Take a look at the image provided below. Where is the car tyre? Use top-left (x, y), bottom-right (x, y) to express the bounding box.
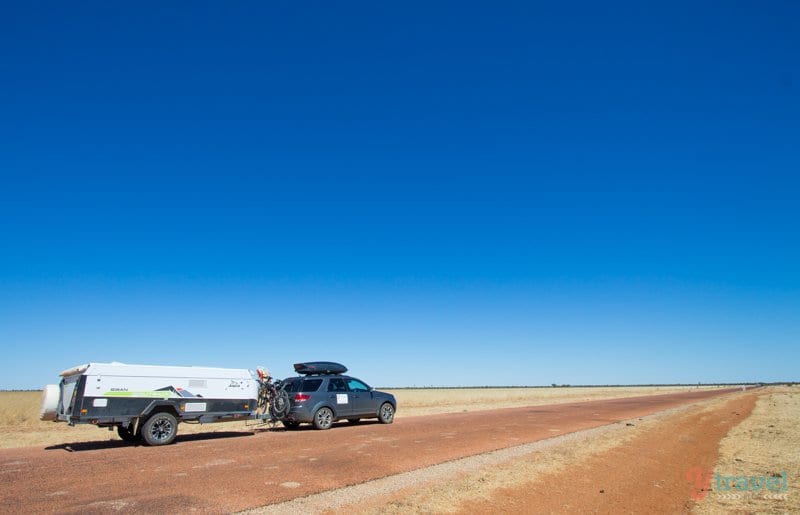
top-left (141, 412), bottom-right (178, 446)
top-left (378, 403), bottom-right (394, 424)
top-left (312, 407), bottom-right (334, 430)
top-left (117, 424), bottom-right (140, 443)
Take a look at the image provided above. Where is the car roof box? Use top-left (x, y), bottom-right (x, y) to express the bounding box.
top-left (293, 361), bottom-right (347, 375)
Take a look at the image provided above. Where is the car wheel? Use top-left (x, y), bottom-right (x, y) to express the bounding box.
top-left (378, 403), bottom-right (394, 424)
top-left (347, 418), bottom-right (360, 424)
top-left (312, 407), bottom-right (334, 430)
top-left (141, 412), bottom-right (178, 446)
top-left (117, 424), bottom-right (140, 443)
top-left (282, 420), bottom-right (300, 430)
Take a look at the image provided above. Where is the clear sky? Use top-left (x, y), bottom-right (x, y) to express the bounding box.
top-left (1, 2), bottom-right (798, 389)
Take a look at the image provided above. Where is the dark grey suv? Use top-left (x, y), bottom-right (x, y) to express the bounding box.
top-left (280, 362), bottom-right (397, 430)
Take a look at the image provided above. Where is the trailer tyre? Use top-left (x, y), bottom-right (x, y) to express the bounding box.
top-left (142, 412), bottom-right (178, 446)
top-left (117, 425), bottom-right (140, 443)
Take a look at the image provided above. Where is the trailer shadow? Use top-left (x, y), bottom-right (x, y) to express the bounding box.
top-left (45, 440), bottom-right (132, 452)
top-left (44, 431), bottom-right (254, 452)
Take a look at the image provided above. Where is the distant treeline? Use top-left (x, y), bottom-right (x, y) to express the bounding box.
top-left (2, 382), bottom-right (798, 392)
top-left (381, 382), bottom-right (798, 389)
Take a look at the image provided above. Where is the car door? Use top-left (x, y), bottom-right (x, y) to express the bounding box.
top-left (345, 378), bottom-right (374, 416)
top-left (326, 377), bottom-right (352, 417)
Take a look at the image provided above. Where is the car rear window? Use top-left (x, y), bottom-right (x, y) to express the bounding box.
top-left (282, 380), bottom-right (299, 393)
top-left (301, 379), bottom-right (323, 392)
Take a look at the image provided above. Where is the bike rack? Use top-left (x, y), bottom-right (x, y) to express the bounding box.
top-left (245, 412), bottom-right (278, 427)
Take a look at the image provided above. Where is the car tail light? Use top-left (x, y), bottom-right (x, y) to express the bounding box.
top-left (294, 393), bottom-right (311, 402)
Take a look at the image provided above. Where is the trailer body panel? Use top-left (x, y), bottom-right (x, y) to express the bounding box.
top-left (48, 362), bottom-right (259, 427)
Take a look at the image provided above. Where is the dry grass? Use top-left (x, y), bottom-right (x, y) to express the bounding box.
top-left (0, 391), bottom-right (36, 426)
top-left (0, 385), bottom-right (725, 450)
top-left (694, 387), bottom-right (800, 514)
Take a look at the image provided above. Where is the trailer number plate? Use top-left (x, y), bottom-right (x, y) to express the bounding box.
top-left (92, 398), bottom-right (108, 407)
top-left (184, 402), bottom-right (207, 412)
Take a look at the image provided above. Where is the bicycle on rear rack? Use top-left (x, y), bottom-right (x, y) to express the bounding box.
top-left (256, 371), bottom-right (291, 421)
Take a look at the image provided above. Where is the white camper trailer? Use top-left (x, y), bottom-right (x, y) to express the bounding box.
top-left (40, 362), bottom-right (262, 445)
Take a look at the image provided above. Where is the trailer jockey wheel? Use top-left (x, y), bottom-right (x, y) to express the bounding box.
top-left (117, 424), bottom-right (140, 443)
top-left (142, 412), bottom-right (178, 446)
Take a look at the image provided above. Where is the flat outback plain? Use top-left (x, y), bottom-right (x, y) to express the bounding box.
top-left (0, 385), bottom-right (721, 448)
top-left (0, 385), bottom-right (797, 513)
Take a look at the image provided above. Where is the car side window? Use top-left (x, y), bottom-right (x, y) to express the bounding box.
top-left (327, 378), bottom-right (347, 392)
top-left (347, 379), bottom-right (370, 392)
top-left (301, 379), bottom-right (323, 392)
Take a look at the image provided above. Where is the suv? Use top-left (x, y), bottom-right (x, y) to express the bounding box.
top-left (280, 363), bottom-right (396, 430)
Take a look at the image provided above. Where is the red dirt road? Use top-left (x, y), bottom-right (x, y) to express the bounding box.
top-left (0, 389), bottom-right (740, 513)
top-left (456, 392), bottom-right (758, 514)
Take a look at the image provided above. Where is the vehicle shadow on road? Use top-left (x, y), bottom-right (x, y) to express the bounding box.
top-left (255, 419), bottom-right (383, 433)
top-left (44, 431), bottom-right (254, 452)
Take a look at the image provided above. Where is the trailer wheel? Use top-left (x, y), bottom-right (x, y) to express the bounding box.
top-left (312, 407), bottom-right (334, 430)
top-left (142, 412), bottom-right (178, 446)
top-left (117, 425), bottom-right (140, 443)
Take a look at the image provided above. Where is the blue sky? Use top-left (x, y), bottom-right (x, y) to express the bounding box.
top-left (1, 2), bottom-right (798, 388)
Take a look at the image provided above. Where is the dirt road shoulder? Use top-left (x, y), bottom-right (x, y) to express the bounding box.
top-left (695, 387), bottom-right (799, 514)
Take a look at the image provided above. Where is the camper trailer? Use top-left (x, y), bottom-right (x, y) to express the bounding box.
top-left (40, 362), bottom-right (260, 445)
